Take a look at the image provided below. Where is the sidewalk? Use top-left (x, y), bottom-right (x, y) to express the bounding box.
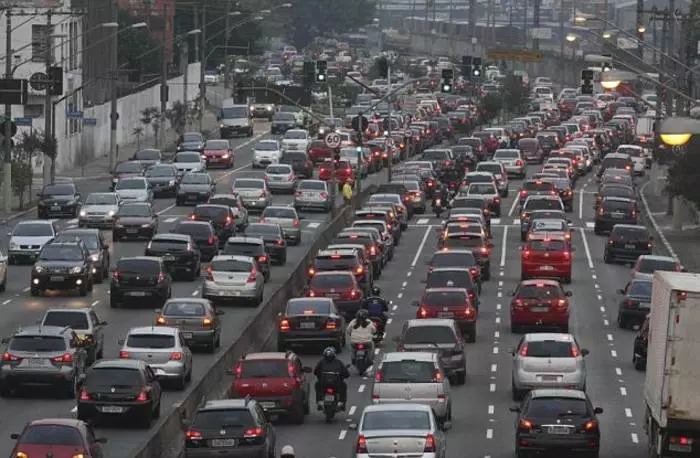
top-left (639, 180), bottom-right (700, 271)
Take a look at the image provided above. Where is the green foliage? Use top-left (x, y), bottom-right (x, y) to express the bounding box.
top-left (117, 9), bottom-right (162, 81)
top-left (14, 130), bottom-right (42, 209)
top-left (285, 0), bottom-right (376, 48)
top-left (480, 93), bottom-right (502, 123)
top-left (502, 74), bottom-right (526, 115)
top-left (165, 100), bottom-right (188, 136)
top-left (132, 126), bottom-right (144, 149)
top-left (665, 142), bottom-right (700, 204)
top-left (140, 107), bottom-right (161, 147)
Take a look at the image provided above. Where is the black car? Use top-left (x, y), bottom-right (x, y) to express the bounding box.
top-left (176, 172), bottom-right (216, 206)
top-left (309, 249), bottom-right (371, 295)
top-left (333, 232), bottom-right (383, 278)
top-left (617, 278), bottom-right (652, 329)
top-left (440, 234), bottom-right (492, 280)
top-left (190, 204), bottom-right (236, 247)
top-left (31, 240), bottom-right (94, 297)
top-left (604, 224), bottom-right (651, 263)
top-left (428, 249), bottom-right (481, 281)
top-left (595, 184), bottom-right (635, 210)
top-left (271, 112), bottom-right (297, 134)
top-left (145, 233), bottom-right (201, 281)
top-left (177, 132), bottom-right (205, 152)
top-left (208, 194), bottom-right (249, 231)
top-left (425, 266), bottom-right (481, 301)
top-left (451, 196), bottom-right (491, 225)
top-left (244, 223), bottom-right (287, 265)
top-left (633, 315), bottom-right (649, 371)
top-left (222, 236), bottom-right (271, 281)
top-left (54, 228), bottom-right (110, 282)
top-left (510, 389), bottom-right (602, 457)
top-left (112, 202), bottom-right (159, 241)
top-left (110, 256), bottom-right (172, 308)
top-left (276, 297), bottom-right (346, 352)
top-left (376, 183), bottom-right (413, 215)
top-left (131, 148), bottom-right (162, 168)
top-left (145, 164), bottom-right (179, 197)
top-left (281, 151), bottom-right (313, 178)
top-left (76, 359), bottom-right (162, 428)
top-left (37, 183), bottom-right (81, 219)
top-left (171, 220), bottom-right (219, 262)
top-left (549, 178), bottom-right (574, 212)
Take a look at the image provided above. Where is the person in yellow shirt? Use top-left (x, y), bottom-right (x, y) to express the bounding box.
top-left (342, 181), bottom-right (353, 204)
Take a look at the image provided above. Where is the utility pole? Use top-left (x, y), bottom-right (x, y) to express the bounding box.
top-left (108, 0), bottom-right (118, 172)
top-left (523, 0), bottom-right (528, 46)
top-left (532, 0), bottom-right (541, 50)
top-left (559, 1), bottom-right (564, 57)
top-left (159, 4), bottom-right (168, 150)
top-left (467, 0), bottom-right (475, 40)
top-left (43, 8), bottom-right (53, 186)
top-left (223, 0), bottom-right (231, 90)
top-left (181, 40), bottom-right (189, 121)
top-left (386, 63), bottom-right (393, 182)
top-left (3, 10), bottom-right (12, 214)
top-left (199, 5), bottom-right (206, 131)
top-left (636, 0), bottom-right (644, 59)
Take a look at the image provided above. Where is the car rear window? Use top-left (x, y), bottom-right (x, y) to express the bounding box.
top-left (117, 259), bottom-right (160, 274)
top-left (477, 164), bottom-right (502, 175)
top-left (314, 255), bottom-right (356, 270)
top-left (211, 259), bottom-right (253, 272)
top-left (287, 299), bottom-right (331, 315)
top-left (494, 150), bottom-right (519, 159)
top-left (173, 222), bottom-right (213, 237)
top-left (310, 274), bottom-right (354, 288)
top-left (637, 258), bottom-right (678, 273)
top-left (603, 200), bottom-right (633, 212)
top-left (432, 252), bottom-right (476, 267)
top-left (238, 360), bottom-right (289, 378)
top-left (403, 325), bottom-right (457, 345)
top-left (223, 242), bottom-right (264, 255)
top-left (517, 284), bottom-right (561, 298)
top-left (149, 239), bottom-right (189, 251)
top-left (233, 179), bottom-right (264, 189)
top-left (381, 360), bottom-right (436, 383)
top-left (426, 271), bottom-right (474, 288)
top-left (88, 367), bottom-right (142, 386)
top-left (298, 181), bottom-right (326, 191)
top-left (525, 199), bottom-right (561, 211)
top-left (602, 157), bottom-right (630, 170)
top-left (628, 281), bottom-right (652, 297)
top-left (528, 240), bottom-right (566, 251)
top-left (163, 302), bottom-right (206, 316)
top-left (423, 290), bottom-right (467, 306)
top-left (20, 425), bottom-right (83, 445)
top-left (193, 409), bottom-right (256, 429)
top-left (524, 340), bottom-right (572, 357)
top-left (422, 150), bottom-right (449, 160)
top-left (527, 398), bottom-right (588, 416)
top-left (9, 336), bottom-right (65, 352)
top-left (42, 311), bottom-right (89, 330)
top-left (353, 222), bottom-right (385, 233)
top-left (523, 181), bottom-right (555, 191)
top-left (194, 206), bottom-right (227, 218)
top-left (469, 184), bottom-right (496, 194)
top-left (363, 410), bottom-right (431, 431)
top-left (611, 226), bottom-right (648, 241)
top-left (444, 235), bottom-right (482, 247)
top-left (263, 207), bottom-right (297, 218)
top-left (208, 197), bottom-right (238, 207)
top-left (126, 334), bottom-right (175, 349)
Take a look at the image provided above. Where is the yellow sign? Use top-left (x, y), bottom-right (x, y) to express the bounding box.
top-left (487, 50), bottom-right (544, 62)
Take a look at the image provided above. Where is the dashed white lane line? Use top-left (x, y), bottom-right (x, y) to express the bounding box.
top-left (607, 334), bottom-right (614, 341)
top-left (411, 226), bottom-right (431, 267)
top-left (386, 318), bottom-right (392, 324)
top-left (495, 317), bottom-right (501, 324)
top-left (164, 217), bottom-right (178, 223)
top-left (22, 287), bottom-right (29, 292)
top-left (494, 331), bottom-right (500, 339)
top-left (600, 306), bottom-right (606, 312)
top-left (401, 281), bottom-right (407, 288)
top-left (611, 350), bottom-right (618, 358)
top-left (603, 319), bottom-right (610, 326)
top-left (91, 300), bottom-right (99, 307)
top-left (191, 290), bottom-right (200, 296)
top-left (631, 433), bottom-right (639, 443)
top-left (486, 428), bottom-right (494, 439)
top-left (620, 387), bottom-right (628, 396)
top-left (348, 405), bottom-right (357, 416)
top-left (507, 194), bottom-right (519, 217)
top-left (488, 405), bottom-right (494, 414)
top-left (2, 299), bottom-right (10, 305)
top-left (578, 227), bottom-right (594, 269)
top-left (396, 293), bottom-right (402, 299)
top-left (406, 271), bottom-right (411, 277)
top-left (489, 383), bottom-right (496, 392)
top-left (625, 408), bottom-right (633, 417)
top-left (498, 280), bottom-right (503, 287)
top-left (374, 348), bottom-right (380, 355)
top-left (592, 274), bottom-right (597, 280)
top-left (392, 304), bottom-right (398, 311)
top-left (492, 346), bottom-right (499, 354)
top-left (358, 384), bottom-right (366, 393)
top-left (416, 218), bottom-right (429, 224)
top-left (307, 222), bottom-right (321, 229)
top-left (594, 283), bottom-right (600, 289)
top-left (497, 291), bottom-right (502, 298)
top-left (71, 406), bottom-right (77, 413)
top-left (499, 226), bottom-right (509, 267)
top-left (338, 430), bottom-right (347, 440)
top-left (496, 303), bottom-right (502, 310)
top-left (597, 294), bottom-right (603, 301)
top-left (616, 367), bottom-right (623, 376)
top-left (491, 364), bottom-right (497, 373)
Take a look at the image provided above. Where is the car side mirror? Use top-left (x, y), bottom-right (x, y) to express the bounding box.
top-left (565, 291), bottom-right (573, 297)
top-left (411, 299), bottom-right (420, 307)
top-left (617, 289), bottom-right (625, 295)
top-left (117, 338), bottom-right (125, 345)
top-left (302, 366), bottom-right (313, 373)
top-left (508, 290), bottom-right (516, 296)
top-left (594, 407), bottom-right (604, 414)
top-left (581, 349), bottom-right (590, 356)
top-left (10, 433), bottom-right (19, 440)
top-left (509, 406), bottom-right (521, 413)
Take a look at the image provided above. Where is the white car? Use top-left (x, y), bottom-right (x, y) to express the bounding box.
top-left (617, 144), bottom-right (646, 175)
top-left (114, 177), bottom-right (153, 203)
top-left (204, 73), bottom-right (220, 85)
top-left (252, 139), bottom-right (282, 169)
top-left (79, 192), bottom-right (121, 228)
top-left (281, 129), bottom-right (310, 153)
top-left (8, 219), bottom-right (58, 265)
top-left (173, 151), bottom-right (206, 174)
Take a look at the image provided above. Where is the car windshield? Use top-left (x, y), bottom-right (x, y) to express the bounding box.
top-left (637, 258), bottom-right (678, 274)
top-left (403, 325), bottom-right (457, 345)
top-left (603, 157), bottom-right (630, 169)
top-left (182, 174), bottom-right (209, 184)
top-left (287, 299), bottom-right (331, 315)
top-left (298, 181), bottom-right (326, 191)
top-left (163, 301), bottom-right (206, 316)
top-left (115, 162), bottom-right (142, 173)
top-left (84, 193), bottom-right (117, 205)
top-left (211, 259), bottom-right (252, 272)
top-left (88, 368), bottom-right (142, 386)
top-left (182, 133), bottom-right (202, 142)
top-left (527, 398), bottom-right (588, 417)
top-left (222, 106), bottom-right (248, 118)
top-left (468, 184), bottom-right (495, 194)
top-left (363, 410), bottom-right (431, 431)
top-left (117, 204), bottom-right (150, 217)
top-left (310, 274), bottom-right (354, 288)
top-left (146, 166), bottom-right (176, 177)
top-left (517, 284), bottom-right (561, 298)
top-left (13, 223), bottom-right (53, 236)
top-left (39, 245), bottom-right (83, 261)
top-left (56, 233), bottom-right (99, 250)
top-left (263, 207), bottom-right (296, 219)
top-left (524, 340), bottom-right (572, 357)
top-left (193, 409), bottom-right (255, 429)
top-left (19, 425), bottom-right (83, 446)
top-left (628, 281), bottom-right (653, 297)
top-left (267, 165), bottom-right (292, 174)
top-left (9, 335), bottom-right (65, 352)
top-left (115, 179), bottom-right (145, 190)
top-left (381, 360), bottom-right (436, 383)
top-left (284, 131), bottom-right (307, 140)
top-left (205, 140), bottom-right (229, 149)
top-left (494, 150), bottom-right (519, 159)
top-left (531, 220), bottom-right (567, 232)
top-left (174, 153), bottom-right (201, 163)
top-left (43, 184), bottom-right (75, 196)
top-left (42, 311), bottom-right (89, 330)
top-left (234, 179), bottom-right (264, 189)
top-left (135, 149), bottom-right (160, 160)
top-left (126, 334), bottom-right (175, 349)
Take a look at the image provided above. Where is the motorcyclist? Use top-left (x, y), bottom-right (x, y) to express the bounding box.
top-left (313, 347), bottom-right (349, 410)
top-left (362, 286), bottom-right (389, 332)
top-left (433, 182), bottom-right (448, 209)
top-left (347, 309), bottom-right (377, 360)
top-left (281, 445), bottom-right (296, 458)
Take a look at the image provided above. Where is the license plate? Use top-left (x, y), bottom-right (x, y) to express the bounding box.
top-left (547, 425), bottom-right (571, 434)
top-left (531, 307), bottom-right (548, 312)
top-left (163, 255), bottom-right (175, 261)
top-left (52, 205), bottom-right (60, 209)
top-left (260, 401), bottom-right (276, 409)
top-left (438, 312), bottom-right (454, 318)
top-left (324, 394), bottom-right (336, 402)
top-left (300, 322), bottom-right (316, 329)
top-left (327, 293), bottom-right (341, 298)
top-left (127, 291), bottom-right (146, 297)
top-left (50, 276), bottom-right (64, 282)
top-left (101, 406), bottom-right (124, 414)
top-left (182, 332), bottom-right (193, 339)
top-left (26, 358), bottom-right (49, 367)
top-left (669, 444), bottom-right (692, 453)
top-left (212, 439), bottom-right (236, 447)
top-left (540, 266), bottom-right (554, 271)
top-left (612, 213), bottom-right (624, 218)
top-left (272, 176), bottom-right (283, 181)
top-left (625, 244), bottom-right (635, 249)
top-left (126, 228), bottom-right (138, 234)
top-left (356, 350), bottom-right (366, 357)
top-left (540, 374), bottom-right (560, 381)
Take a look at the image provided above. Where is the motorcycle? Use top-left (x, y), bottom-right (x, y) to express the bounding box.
top-left (351, 342), bottom-right (373, 375)
top-left (318, 372), bottom-right (342, 422)
top-left (432, 198), bottom-right (444, 218)
top-left (369, 315), bottom-right (386, 343)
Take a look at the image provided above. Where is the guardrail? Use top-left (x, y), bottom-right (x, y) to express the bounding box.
top-left (131, 186), bottom-right (377, 458)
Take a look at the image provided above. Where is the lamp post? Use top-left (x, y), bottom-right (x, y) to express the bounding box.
top-left (565, 34), bottom-right (578, 84)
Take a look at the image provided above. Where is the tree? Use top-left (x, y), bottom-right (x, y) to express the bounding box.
top-left (665, 142), bottom-right (700, 205)
top-left (117, 9), bottom-right (163, 82)
top-left (480, 93), bottom-right (503, 124)
top-left (165, 100), bottom-right (188, 136)
top-left (14, 130), bottom-right (43, 209)
top-left (502, 73), bottom-right (526, 115)
top-left (140, 107), bottom-right (161, 147)
top-left (284, 0), bottom-right (376, 48)
top-left (132, 126), bottom-right (144, 149)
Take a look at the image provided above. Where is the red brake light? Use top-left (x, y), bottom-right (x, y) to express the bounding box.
top-left (246, 271), bottom-right (257, 283)
top-left (374, 370), bottom-right (383, 382)
top-left (136, 389), bottom-right (149, 401)
top-left (570, 345), bottom-right (580, 357)
top-left (356, 343), bottom-right (365, 350)
top-left (276, 239), bottom-right (285, 246)
top-left (208, 236), bottom-right (216, 245)
top-left (424, 434), bottom-right (436, 452)
top-left (158, 271), bottom-right (166, 283)
top-left (112, 271), bottom-right (120, 281)
top-left (2, 352), bottom-right (21, 362)
top-left (205, 266), bottom-right (214, 281)
top-left (52, 353), bottom-right (73, 364)
top-left (186, 430), bottom-right (202, 440)
top-left (170, 352), bottom-right (183, 360)
top-left (520, 190), bottom-right (527, 196)
top-left (280, 319), bottom-right (290, 331)
top-left (119, 350), bottom-right (130, 359)
top-left (320, 192), bottom-right (329, 199)
top-left (519, 419), bottom-right (534, 430)
top-left (584, 420), bottom-right (598, 431)
top-left (356, 435), bottom-right (368, 453)
top-left (678, 291), bottom-right (688, 301)
top-left (519, 344), bottom-right (528, 356)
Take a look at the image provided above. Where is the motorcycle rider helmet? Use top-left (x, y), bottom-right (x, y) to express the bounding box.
top-left (371, 286), bottom-right (381, 296)
top-left (356, 309), bottom-right (369, 321)
top-left (281, 445), bottom-right (295, 458)
top-left (322, 346), bottom-right (336, 362)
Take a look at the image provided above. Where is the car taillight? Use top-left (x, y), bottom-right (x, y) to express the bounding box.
top-left (52, 353), bottom-right (73, 364)
top-left (119, 351), bottom-right (130, 359)
top-left (325, 319), bottom-right (338, 330)
top-left (464, 306), bottom-right (476, 318)
top-left (557, 299), bottom-right (567, 307)
top-left (356, 435), bottom-right (368, 453)
top-left (519, 419), bottom-right (534, 431)
top-left (258, 255), bottom-right (267, 263)
top-left (136, 389), bottom-right (149, 402)
top-left (279, 319), bottom-right (290, 331)
top-left (356, 266), bottom-right (364, 275)
top-left (370, 245), bottom-right (377, 255)
top-left (79, 389), bottom-right (90, 401)
top-left (632, 210), bottom-right (637, 218)
top-left (225, 215), bottom-right (233, 225)
top-left (570, 345), bottom-right (581, 357)
top-left (424, 434), bottom-right (437, 452)
top-left (208, 236), bottom-right (216, 245)
top-left (277, 239), bottom-right (285, 246)
top-left (112, 271), bottom-right (120, 282)
top-left (625, 299), bottom-right (638, 309)
top-left (2, 352), bottom-right (21, 362)
top-left (598, 208), bottom-right (604, 215)
top-left (563, 251), bottom-right (570, 259)
top-left (189, 214), bottom-right (197, 220)
top-left (156, 315), bottom-right (167, 325)
top-left (349, 289), bottom-right (360, 298)
top-left (320, 192), bottom-right (329, 199)
top-left (520, 190), bottom-right (527, 197)
top-left (205, 266), bottom-right (214, 281)
top-left (418, 307), bottom-right (428, 317)
top-left (584, 420), bottom-right (598, 431)
top-left (202, 317), bottom-right (213, 327)
top-left (308, 267), bottom-right (316, 276)
top-left (480, 246), bottom-right (488, 254)
top-left (186, 242), bottom-right (193, 251)
top-left (247, 271), bottom-right (257, 283)
top-left (516, 160), bottom-right (524, 166)
top-left (186, 430), bottom-right (202, 440)
top-left (170, 352), bottom-right (183, 360)
top-left (519, 344), bottom-right (528, 356)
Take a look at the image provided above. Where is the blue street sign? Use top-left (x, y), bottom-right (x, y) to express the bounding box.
top-left (13, 117), bottom-right (32, 126)
top-left (82, 117), bottom-right (97, 126)
top-left (66, 110), bottom-right (83, 118)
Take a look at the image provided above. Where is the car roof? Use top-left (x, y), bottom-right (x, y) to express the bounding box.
top-left (523, 332), bottom-right (574, 342)
top-left (637, 254), bottom-right (676, 262)
top-left (527, 232), bottom-right (567, 241)
top-left (381, 351), bottom-right (437, 363)
top-left (151, 233), bottom-right (191, 242)
top-left (14, 325), bottom-right (70, 337)
top-left (226, 236), bottom-right (264, 244)
top-left (405, 318), bottom-right (456, 328)
top-left (602, 196), bottom-right (634, 203)
top-left (128, 326), bottom-right (179, 336)
top-left (243, 352), bottom-right (290, 361)
top-left (195, 204), bottom-right (229, 211)
top-left (287, 297), bottom-right (332, 306)
top-left (44, 307), bottom-right (91, 314)
top-left (200, 399), bottom-right (250, 411)
top-left (530, 388), bottom-right (587, 400)
top-left (165, 297), bottom-right (211, 305)
top-left (362, 403), bottom-right (432, 413)
top-left (92, 358), bottom-right (146, 370)
top-left (27, 418), bottom-right (87, 428)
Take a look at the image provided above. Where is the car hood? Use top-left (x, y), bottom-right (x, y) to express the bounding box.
top-left (40, 195), bottom-right (77, 204)
top-left (82, 204), bottom-right (118, 214)
top-left (174, 162), bottom-right (203, 171)
top-left (10, 235), bottom-right (53, 245)
top-left (35, 260), bottom-right (84, 269)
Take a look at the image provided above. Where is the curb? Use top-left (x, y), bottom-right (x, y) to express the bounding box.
top-left (638, 180), bottom-right (679, 261)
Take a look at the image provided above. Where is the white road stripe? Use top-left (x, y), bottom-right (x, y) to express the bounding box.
top-left (192, 290), bottom-right (199, 296)
top-left (71, 406), bottom-right (77, 413)
top-left (486, 428), bottom-right (494, 439)
top-left (579, 228), bottom-right (595, 269)
top-left (164, 217), bottom-right (178, 223)
top-left (611, 350), bottom-right (618, 357)
top-left (91, 300), bottom-right (99, 307)
top-left (416, 218), bottom-right (429, 224)
top-left (494, 331), bottom-right (500, 339)
top-left (488, 405), bottom-right (494, 414)
top-left (631, 433), bottom-right (639, 443)
top-left (620, 387), bottom-right (627, 396)
top-left (386, 318), bottom-right (392, 324)
top-left (307, 222), bottom-right (321, 228)
top-left (491, 364), bottom-right (497, 372)
top-left (410, 226), bottom-right (431, 267)
top-left (508, 194), bottom-right (519, 217)
top-left (492, 346), bottom-right (499, 354)
top-left (338, 430), bottom-right (347, 440)
top-left (585, 222), bottom-right (595, 229)
top-left (489, 383), bottom-right (496, 392)
top-left (358, 384), bottom-right (365, 392)
top-left (67, 219), bottom-right (79, 225)
top-left (616, 368), bottom-right (623, 376)
top-left (625, 408), bottom-right (633, 417)
top-left (495, 317), bottom-right (501, 324)
top-left (490, 218), bottom-right (501, 224)
top-left (499, 225), bottom-right (509, 267)
top-left (348, 405), bottom-right (357, 416)
top-left (1, 299), bottom-right (10, 305)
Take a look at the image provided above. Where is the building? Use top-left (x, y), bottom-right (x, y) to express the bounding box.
top-left (117, 0), bottom-right (175, 65)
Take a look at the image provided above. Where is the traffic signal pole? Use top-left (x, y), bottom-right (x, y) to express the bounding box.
top-left (386, 63), bottom-right (392, 182)
top-left (42, 9), bottom-right (52, 186)
top-left (3, 10), bottom-right (12, 214)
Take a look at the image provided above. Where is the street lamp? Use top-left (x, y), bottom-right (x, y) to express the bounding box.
top-left (602, 31), bottom-right (612, 39)
top-left (658, 117), bottom-right (700, 146)
top-left (637, 25), bottom-right (646, 33)
top-left (566, 34), bottom-right (577, 42)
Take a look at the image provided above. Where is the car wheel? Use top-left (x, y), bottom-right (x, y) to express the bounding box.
top-left (603, 251), bottom-right (612, 263)
top-left (562, 275), bottom-right (571, 284)
top-left (78, 282), bottom-right (88, 297)
top-left (174, 373), bottom-right (187, 390)
top-left (634, 357), bottom-right (645, 371)
top-left (30, 287), bottom-right (41, 297)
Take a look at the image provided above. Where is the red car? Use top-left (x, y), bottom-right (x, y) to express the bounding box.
top-left (413, 287), bottom-right (478, 342)
top-left (509, 279), bottom-right (572, 333)
top-left (306, 270), bottom-right (364, 319)
top-left (228, 352), bottom-right (310, 423)
top-left (319, 160), bottom-right (354, 187)
top-left (202, 139), bottom-right (234, 168)
top-left (307, 140), bottom-right (333, 163)
top-left (521, 232), bottom-right (573, 283)
top-left (11, 418), bottom-right (106, 457)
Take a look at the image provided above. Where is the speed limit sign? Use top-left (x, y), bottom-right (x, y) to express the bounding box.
top-left (324, 132), bottom-right (341, 148)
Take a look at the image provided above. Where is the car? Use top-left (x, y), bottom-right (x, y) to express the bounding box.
top-left (521, 232), bottom-right (573, 283)
top-left (10, 418), bottom-right (107, 458)
top-left (520, 195), bottom-right (565, 240)
top-left (527, 218), bottom-right (572, 242)
top-left (368, 193), bottom-right (409, 225)
top-left (7, 219), bottom-right (58, 264)
top-left (132, 147), bottom-right (162, 167)
top-left (427, 248), bottom-right (482, 282)
top-left (398, 318), bottom-right (466, 383)
top-left (476, 161), bottom-right (508, 196)
top-left (222, 237), bottom-right (271, 281)
top-left (511, 333), bottom-right (588, 400)
top-left (271, 111), bottom-right (298, 134)
top-left (372, 352), bottom-right (454, 425)
top-left (145, 233), bottom-right (201, 281)
top-left (253, 139), bottom-right (283, 168)
top-left (617, 144), bottom-right (645, 175)
top-left (110, 161), bottom-right (145, 191)
top-left (31, 239), bottom-right (94, 296)
top-left (281, 129), bottom-right (310, 153)
top-left (294, 179), bottom-right (332, 212)
top-left (354, 404), bottom-right (449, 458)
top-left (547, 177), bottom-right (574, 211)
top-left (439, 233), bottom-right (492, 280)
top-left (110, 256), bottom-right (172, 308)
top-left (183, 398), bottom-right (276, 458)
top-left (231, 177), bottom-right (272, 211)
top-left (40, 307), bottom-right (106, 364)
top-left (189, 204), bottom-right (236, 246)
top-left (202, 254), bottom-right (265, 305)
top-left (202, 139), bottom-right (234, 168)
top-left (597, 152), bottom-right (633, 178)
top-left (281, 151), bottom-right (314, 178)
top-left (0, 324), bottom-right (88, 397)
top-left (265, 163), bottom-right (296, 193)
top-left (118, 326), bottom-right (192, 389)
top-left (391, 179), bottom-right (427, 213)
top-left (450, 196), bottom-right (491, 227)
top-left (112, 202), bottom-right (158, 240)
top-left (305, 270), bottom-right (364, 320)
top-left (319, 159), bottom-right (354, 188)
top-left (208, 193), bottom-right (249, 231)
top-left (356, 208), bottom-right (402, 244)
top-left (509, 389), bottom-right (602, 457)
top-left (425, 265), bottom-right (481, 299)
top-left (492, 148), bottom-right (526, 178)
top-left (37, 182), bottom-right (81, 219)
top-left (54, 228), bottom-right (111, 282)
top-left (594, 196), bottom-right (638, 234)
top-left (229, 352), bottom-right (311, 423)
top-left (509, 279), bottom-right (572, 333)
top-left (616, 278), bottom-right (652, 329)
top-left (440, 222), bottom-right (488, 248)
top-left (176, 171), bottom-right (216, 206)
top-left (413, 287), bottom-right (478, 342)
top-left (334, 231), bottom-right (383, 277)
top-left (0, 248), bottom-right (9, 291)
top-left (307, 139), bottom-right (334, 163)
top-left (631, 254), bottom-right (684, 280)
top-left (76, 359), bottom-right (162, 428)
top-left (156, 298), bottom-right (222, 351)
top-left (173, 151), bottom-right (206, 175)
top-left (177, 132), bottom-right (205, 152)
top-left (78, 192), bottom-right (120, 228)
top-left (260, 205), bottom-right (302, 245)
top-left (277, 297), bottom-right (346, 351)
top-left (351, 219), bottom-right (394, 256)
top-left (144, 163), bottom-right (179, 197)
top-left (603, 224), bottom-right (651, 263)
top-left (518, 179), bottom-right (558, 207)
top-left (595, 184), bottom-right (635, 210)
top-left (633, 315), bottom-right (650, 371)
top-left (171, 220), bottom-right (219, 262)
top-left (309, 248), bottom-right (371, 293)
top-left (114, 176), bottom-right (152, 203)
top-left (466, 182), bottom-right (502, 216)
top-left (245, 223), bottom-right (287, 264)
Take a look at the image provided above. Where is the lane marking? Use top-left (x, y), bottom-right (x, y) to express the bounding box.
top-left (594, 283), bottom-right (600, 289)
top-left (607, 334), bottom-right (613, 341)
top-left (397, 293), bottom-right (402, 299)
top-left (631, 433), bottom-right (639, 443)
top-left (625, 408), bottom-right (633, 417)
top-left (192, 290), bottom-right (199, 296)
top-left (402, 281), bottom-right (407, 288)
top-left (358, 384), bottom-right (365, 393)
top-left (307, 222), bottom-right (321, 228)
top-left (498, 280), bottom-right (503, 287)
top-left (499, 225), bottom-right (509, 267)
top-left (489, 383), bottom-right (496, 392)
top-left (597, 294), bottom-right (603, 301)
top-left (578, 189), bottom-right (584, 219)
top-left (603, 319), bottom-right (610, 326)
top-left (410, 226), bottom-right (431, 267)
top-left (585, 222), bottom-right (595, 229)
top-left (494, 331), bottom-right (500, 339)
top-left (416, 218), bottom-right (429, 224)
top-left (491, 364), bottom-right (497, 372)
top-left (71, 406), bottom-right (77, 413)
top-left (616, 368), bottom-right (622, 376)
top-left (492, 346), bottom-right (499, 354)
top-left (496, 303), bottom-right (502, 310)
top-left (392, 304), bottom-right (398, 311)
top-left (495, 317), bottom-right (501, 324)
top-left (491, 218), bottom-right (501, 225)
top-left (611, 350), bottom-right (618, 357)
top-left (374, 348), bottom-right (380, 355)
top-left (348, 405), bottom-right (356, 416)
top-left (600, 306), bottom-right (606, 312)
top-left (164, 217), bottom-right (178, 223)
top-left (639, 181), bottom-right (678, 260)
top-left (508, 195), bottom-right (519, 217)
top-left (338, 430), bottom-right (347, 440)
top-left (578, 228), bottom-right (594, 269)
top-left (497, 291), bottom-right (503, 298)
top-left (406, 271), bottom-right (412, 277)
top-left (2, 299), bottom-right (10, 305)
top-left (91, 300), bottom-right (99, 307)
top-left (488, 405), bottom-right (494, 414)
top-left (486, 428), bottom-right (494, 439)
top-left (620, 387), bottom-right (628, 396)
top-left (386, 318), bottom-right (392, 324)
top-left (592, 274), bottom-right (597, 280)
top-left (22, 287), bottom-right (29, 292)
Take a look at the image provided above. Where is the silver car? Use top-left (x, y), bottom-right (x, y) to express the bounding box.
top-left (173, 151), bottom-right (206, 174)
top-left (492, 149), bottom-right (526, 178)
top-left (8, 219), bottom-right (58, 264)
top-left (118, 326), bottom-right (193, 389)
top-left (368, 193), bottom-right (409, 227)
top-left (260, 205), bottom-right (302, 245)
top-left (511, 332), bottom-right (588, 400)
top-left (631, 254), bottom-right (683, 281)
top-left (156, 298), bottom-right (222, 352)
top-left (372, 352), bottom-right (452, 423)
top-left (114, 177), bottom-right (153, 203)
top-left (294, 179), bottom-right (332, 212)
top-left (202, 255), bottom-right (265, 305)
top-left (353, 404), bottom-right (449, 458)
top-left (265, 164), bottom-right (296, 193)
top-left (231, 177), bottom-right (272, 211)
top-left (79, 192), bottom-right (120, 228)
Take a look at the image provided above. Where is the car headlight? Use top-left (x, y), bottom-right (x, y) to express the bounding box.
top-left (267, 105), bottom-right (273, 111)
top-left (80, 210), bottom-right (86, 217)
top-left (34, 265), bottom-right (44, 273)
top-left (90, 254), bottom-right (99, 262)
top-left (169, 180), bottom-right (175, 186)
top-left (141, 223), bottom-right (151, 228)
top-left (69, 266), bottom-right (83, 274)
top-left (108, 210), bottom-right (116, 216)
top-left (220, 124), bottom-right (225, 128)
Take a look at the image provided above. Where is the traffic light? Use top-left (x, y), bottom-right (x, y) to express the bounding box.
top-left (461, 56), bottom-right (473, 79)
top-left (303, 61), bottom-right (315, 85)
top-left (602, 62), bottom-right (612, 72)
top-left (49, 66), bottom-right (63, 96)
top-left (441, 68), bottom-right (454, 93)
top-left (316, 60), bottom-right (327, 82)
top-left (472, 58), bottom-right (482, 78)
top-left (581, 69), bottom-right (594, 94)
top-left (377, 57), bottom-right (389, 79)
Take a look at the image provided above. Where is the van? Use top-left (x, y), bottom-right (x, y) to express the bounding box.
top-left (218, 99), bottom-right (253, 138)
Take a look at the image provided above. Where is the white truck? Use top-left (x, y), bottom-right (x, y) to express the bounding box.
top-left (644, 271), bottom-right (700, 457)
